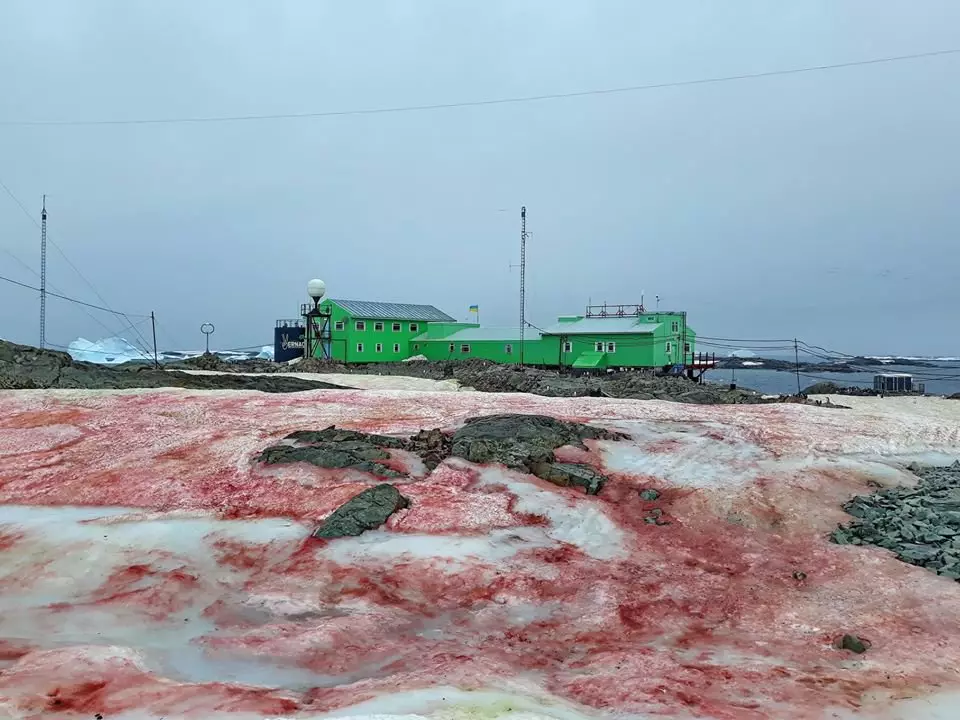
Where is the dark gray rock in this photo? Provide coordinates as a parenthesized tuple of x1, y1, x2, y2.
(312, 484, 410, 539)
(528, 462, 607, 496)
(0, 339, 352, 393)
(286, 426, 405, 449)
(836, 634, 870, 654)
(450, 414, 624, 494)
(258, 442, 401, 478)
(831, 463, 960, 581)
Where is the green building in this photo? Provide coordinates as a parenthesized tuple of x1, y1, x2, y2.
(303, 297, 700, 371)
(315, 299, 455, 363)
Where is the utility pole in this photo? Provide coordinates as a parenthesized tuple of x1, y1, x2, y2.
(794, 338, 802, 395)
(151, 312, 159, 369)
(519, 206, 527, 366)
(40, 196, 47, 349)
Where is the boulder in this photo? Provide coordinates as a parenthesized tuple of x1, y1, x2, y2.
(450, 414, 623, 494)
(312, 484, 410, 539)
(258, 442, 402, 478)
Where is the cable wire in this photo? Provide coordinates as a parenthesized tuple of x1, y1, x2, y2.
(3, 48, 958, 127)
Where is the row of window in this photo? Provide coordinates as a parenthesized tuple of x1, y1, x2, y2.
(354, 340, 691, 356)
(555, 340, 691, 354)
(356, 343, 403, 353)
(337, 320, 420, 333)
(445, 343, 513, 354)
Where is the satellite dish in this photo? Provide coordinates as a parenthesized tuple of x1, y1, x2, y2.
(307, 279, 326, 303)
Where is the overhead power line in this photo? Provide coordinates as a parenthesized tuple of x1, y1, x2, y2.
(0, 177, 156, 354)
(2, 48, 958, 128)
(0, 273, 148, 317)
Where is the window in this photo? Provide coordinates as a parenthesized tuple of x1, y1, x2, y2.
(374, 321, 384, 332)
(606, 342, 616, 353)
(414, 344, 420, 351)
(357, 343, 364, 353)
(563, 341, 572, 353)
(355, 321, 366, 331)
(410, 323, 419, 333)
(666, 341, 673, 353)
(375, 343, 383, 353)
(595, 341, 604, 352)
(392, 322, 402, 332)
(449, 343, 456, 353)
(461, 344, 471, 354)
(505, 344, 513, 355)
(684, 342, 691, 354)
(671, 321, 679, 332)
(393, 343, 400, 353)
(334, 320, 344, 331)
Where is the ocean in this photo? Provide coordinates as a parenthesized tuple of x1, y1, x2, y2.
(706, 361, 960, 397)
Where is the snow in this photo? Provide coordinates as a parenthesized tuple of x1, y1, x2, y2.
(3, 389, 960, 717)
(180, 368, 464, 392)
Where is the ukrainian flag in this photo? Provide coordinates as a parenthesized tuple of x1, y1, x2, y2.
(469, 305, 479, 313)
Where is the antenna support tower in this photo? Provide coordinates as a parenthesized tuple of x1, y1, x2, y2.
(40, 196, 47, 349)
(519, 207, 527, 366)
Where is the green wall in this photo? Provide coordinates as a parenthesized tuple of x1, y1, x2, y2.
(306, 301, 698, 369)
(313, 300, 432, 363)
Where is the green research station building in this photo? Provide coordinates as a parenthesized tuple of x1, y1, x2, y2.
(301, 297, 705, 372)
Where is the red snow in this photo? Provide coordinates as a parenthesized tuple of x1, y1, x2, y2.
(1, 388, 960, 718)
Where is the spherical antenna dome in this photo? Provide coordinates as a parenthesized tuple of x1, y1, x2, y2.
(307, 279, 326, 301)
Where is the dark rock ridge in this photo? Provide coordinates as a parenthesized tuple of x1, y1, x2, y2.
(312, 484, 410, 539)
(171, 355, 764, 405)
(0, 340, 351, 393)
(831, 463, 960, 580)
(261, 414, 625, 496)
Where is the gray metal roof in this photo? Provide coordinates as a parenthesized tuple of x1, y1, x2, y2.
(541, 318, 660, 335)
(329, 299, 455, 322)
(426, 327, 524, 342)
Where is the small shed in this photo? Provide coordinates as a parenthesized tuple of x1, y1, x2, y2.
(873, 373, 912, 393)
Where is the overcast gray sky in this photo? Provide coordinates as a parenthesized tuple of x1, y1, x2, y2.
(1, 0, 958, 356)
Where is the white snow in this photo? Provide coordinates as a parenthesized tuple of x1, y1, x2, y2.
(476, 464, 626, 561)
(179, 369, 464, 392)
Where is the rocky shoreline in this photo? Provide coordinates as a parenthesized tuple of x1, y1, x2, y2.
(173, 354, 767, 404)
(0, 340, 351, 393)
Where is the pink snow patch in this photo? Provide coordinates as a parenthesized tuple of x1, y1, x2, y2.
(1, 389, 960, 718)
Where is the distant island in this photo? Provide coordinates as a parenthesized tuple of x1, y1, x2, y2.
(714, 356, 939, 374)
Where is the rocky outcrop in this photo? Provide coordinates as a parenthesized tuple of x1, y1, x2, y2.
(831, 463, 960, 580)
(450, 414, 625, 495)
(262, 415, 623, 496)
(0, 340, 350, 393)
(312, 484, 410, 539)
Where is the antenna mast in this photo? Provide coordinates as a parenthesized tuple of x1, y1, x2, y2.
(40, 195, 47, 349)
(519, 206, 527, 366)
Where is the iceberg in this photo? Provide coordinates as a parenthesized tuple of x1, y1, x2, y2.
(67, 336, 153, 365)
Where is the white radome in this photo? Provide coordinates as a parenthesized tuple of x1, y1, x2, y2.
(307, 279, 326, 301)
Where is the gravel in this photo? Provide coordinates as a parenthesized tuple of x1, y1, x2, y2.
(831, 462, 960, 580)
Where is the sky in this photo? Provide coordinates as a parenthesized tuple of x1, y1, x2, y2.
(1, 0, 959, 357)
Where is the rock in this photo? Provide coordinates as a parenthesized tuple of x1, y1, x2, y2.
(312, 484, 410, 539)
(835, 634, 870, 654)
(286, 426, 405, 449)
(639, 488, 660, 501)
(0, 339, 351, 393)
(450, 414, 623, 494)
(528, 462, 607, 495)
(451, 414, 622, 466)
(801, 381, 843, 395)
(258, 442, 402, 478)
(407, 428, 453, 471)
